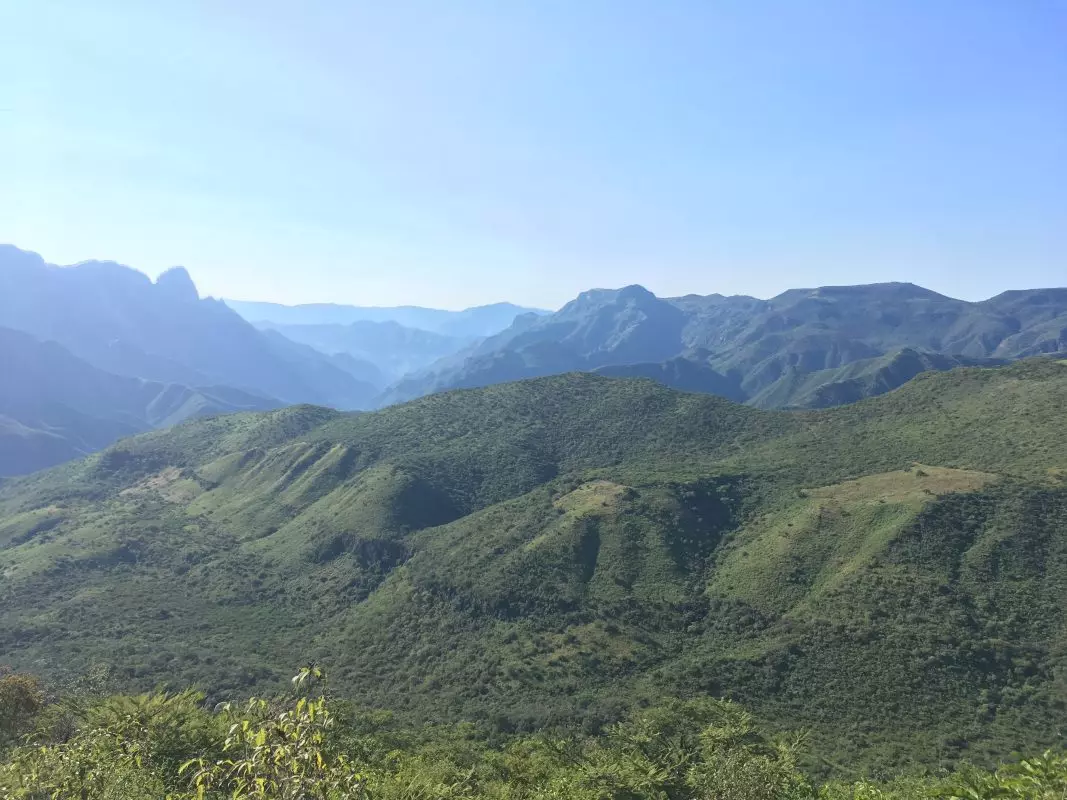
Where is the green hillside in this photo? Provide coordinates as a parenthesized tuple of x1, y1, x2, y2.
(1, 359, 1066, 775)
(746, 348, 1002, 409)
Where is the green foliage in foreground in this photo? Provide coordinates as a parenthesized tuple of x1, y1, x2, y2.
(2, 360, 1067, 775)
(1, 669, 1065, 800)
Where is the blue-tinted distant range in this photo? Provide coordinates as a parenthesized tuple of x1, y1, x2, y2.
(2, 1, 1065, 309)
(0, 244, 547, 474)
(2, 242, 1066, 477)
(226, 299, 550, 339)
(225, 298, 552, 383)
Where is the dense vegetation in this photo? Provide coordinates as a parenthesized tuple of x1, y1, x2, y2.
(2, 358, 1066, 779)
(2, 667, 1066, 799)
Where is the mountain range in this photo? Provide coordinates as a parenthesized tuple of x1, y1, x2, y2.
(3, 242, 1066, 479)
(0, 246, 535, 474)
(225, 298, 548, 338)
(2, 359, 1066, 772)
(382, 283, 1067, 406)
(225, 298, 553, 387)
(0, 245, 384, 406)
(4, 241, 1067, 773)
(250, 320, 477, 384)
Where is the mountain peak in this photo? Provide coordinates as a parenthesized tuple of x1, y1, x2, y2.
(616, 284, 656, 301)
(800, 282, 948, 300)
(0, 244, 48, 272)
(155, 266, 199, 302)
(570, 284, 657, 308)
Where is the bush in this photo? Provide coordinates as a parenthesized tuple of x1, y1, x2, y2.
(0, 670, 43, 748)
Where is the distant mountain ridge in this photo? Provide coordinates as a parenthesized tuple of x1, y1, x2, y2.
(253, 320, 473, 384)
(4, 242, 1066, 477)
(0, 244, 390, 475)
(0, 245, 379, 409)
(225, 298, 550, 338)
(383, 281, 1067, 406)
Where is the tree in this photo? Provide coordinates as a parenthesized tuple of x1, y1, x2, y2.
(182, 667, 368, 800)
(0, 670, 43, 748)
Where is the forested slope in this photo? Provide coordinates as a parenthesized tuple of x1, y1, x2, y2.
(1, 359, 1066, 772)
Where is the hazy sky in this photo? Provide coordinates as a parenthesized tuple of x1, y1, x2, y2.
(2, 1, 1065, 310)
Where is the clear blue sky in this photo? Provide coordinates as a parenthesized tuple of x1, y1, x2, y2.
(2, 0, 1064, 309)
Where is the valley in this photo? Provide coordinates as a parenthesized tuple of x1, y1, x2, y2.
(5, 3, 1064, 793)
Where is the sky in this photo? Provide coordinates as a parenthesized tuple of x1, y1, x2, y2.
(1, 1, 1065, 310)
